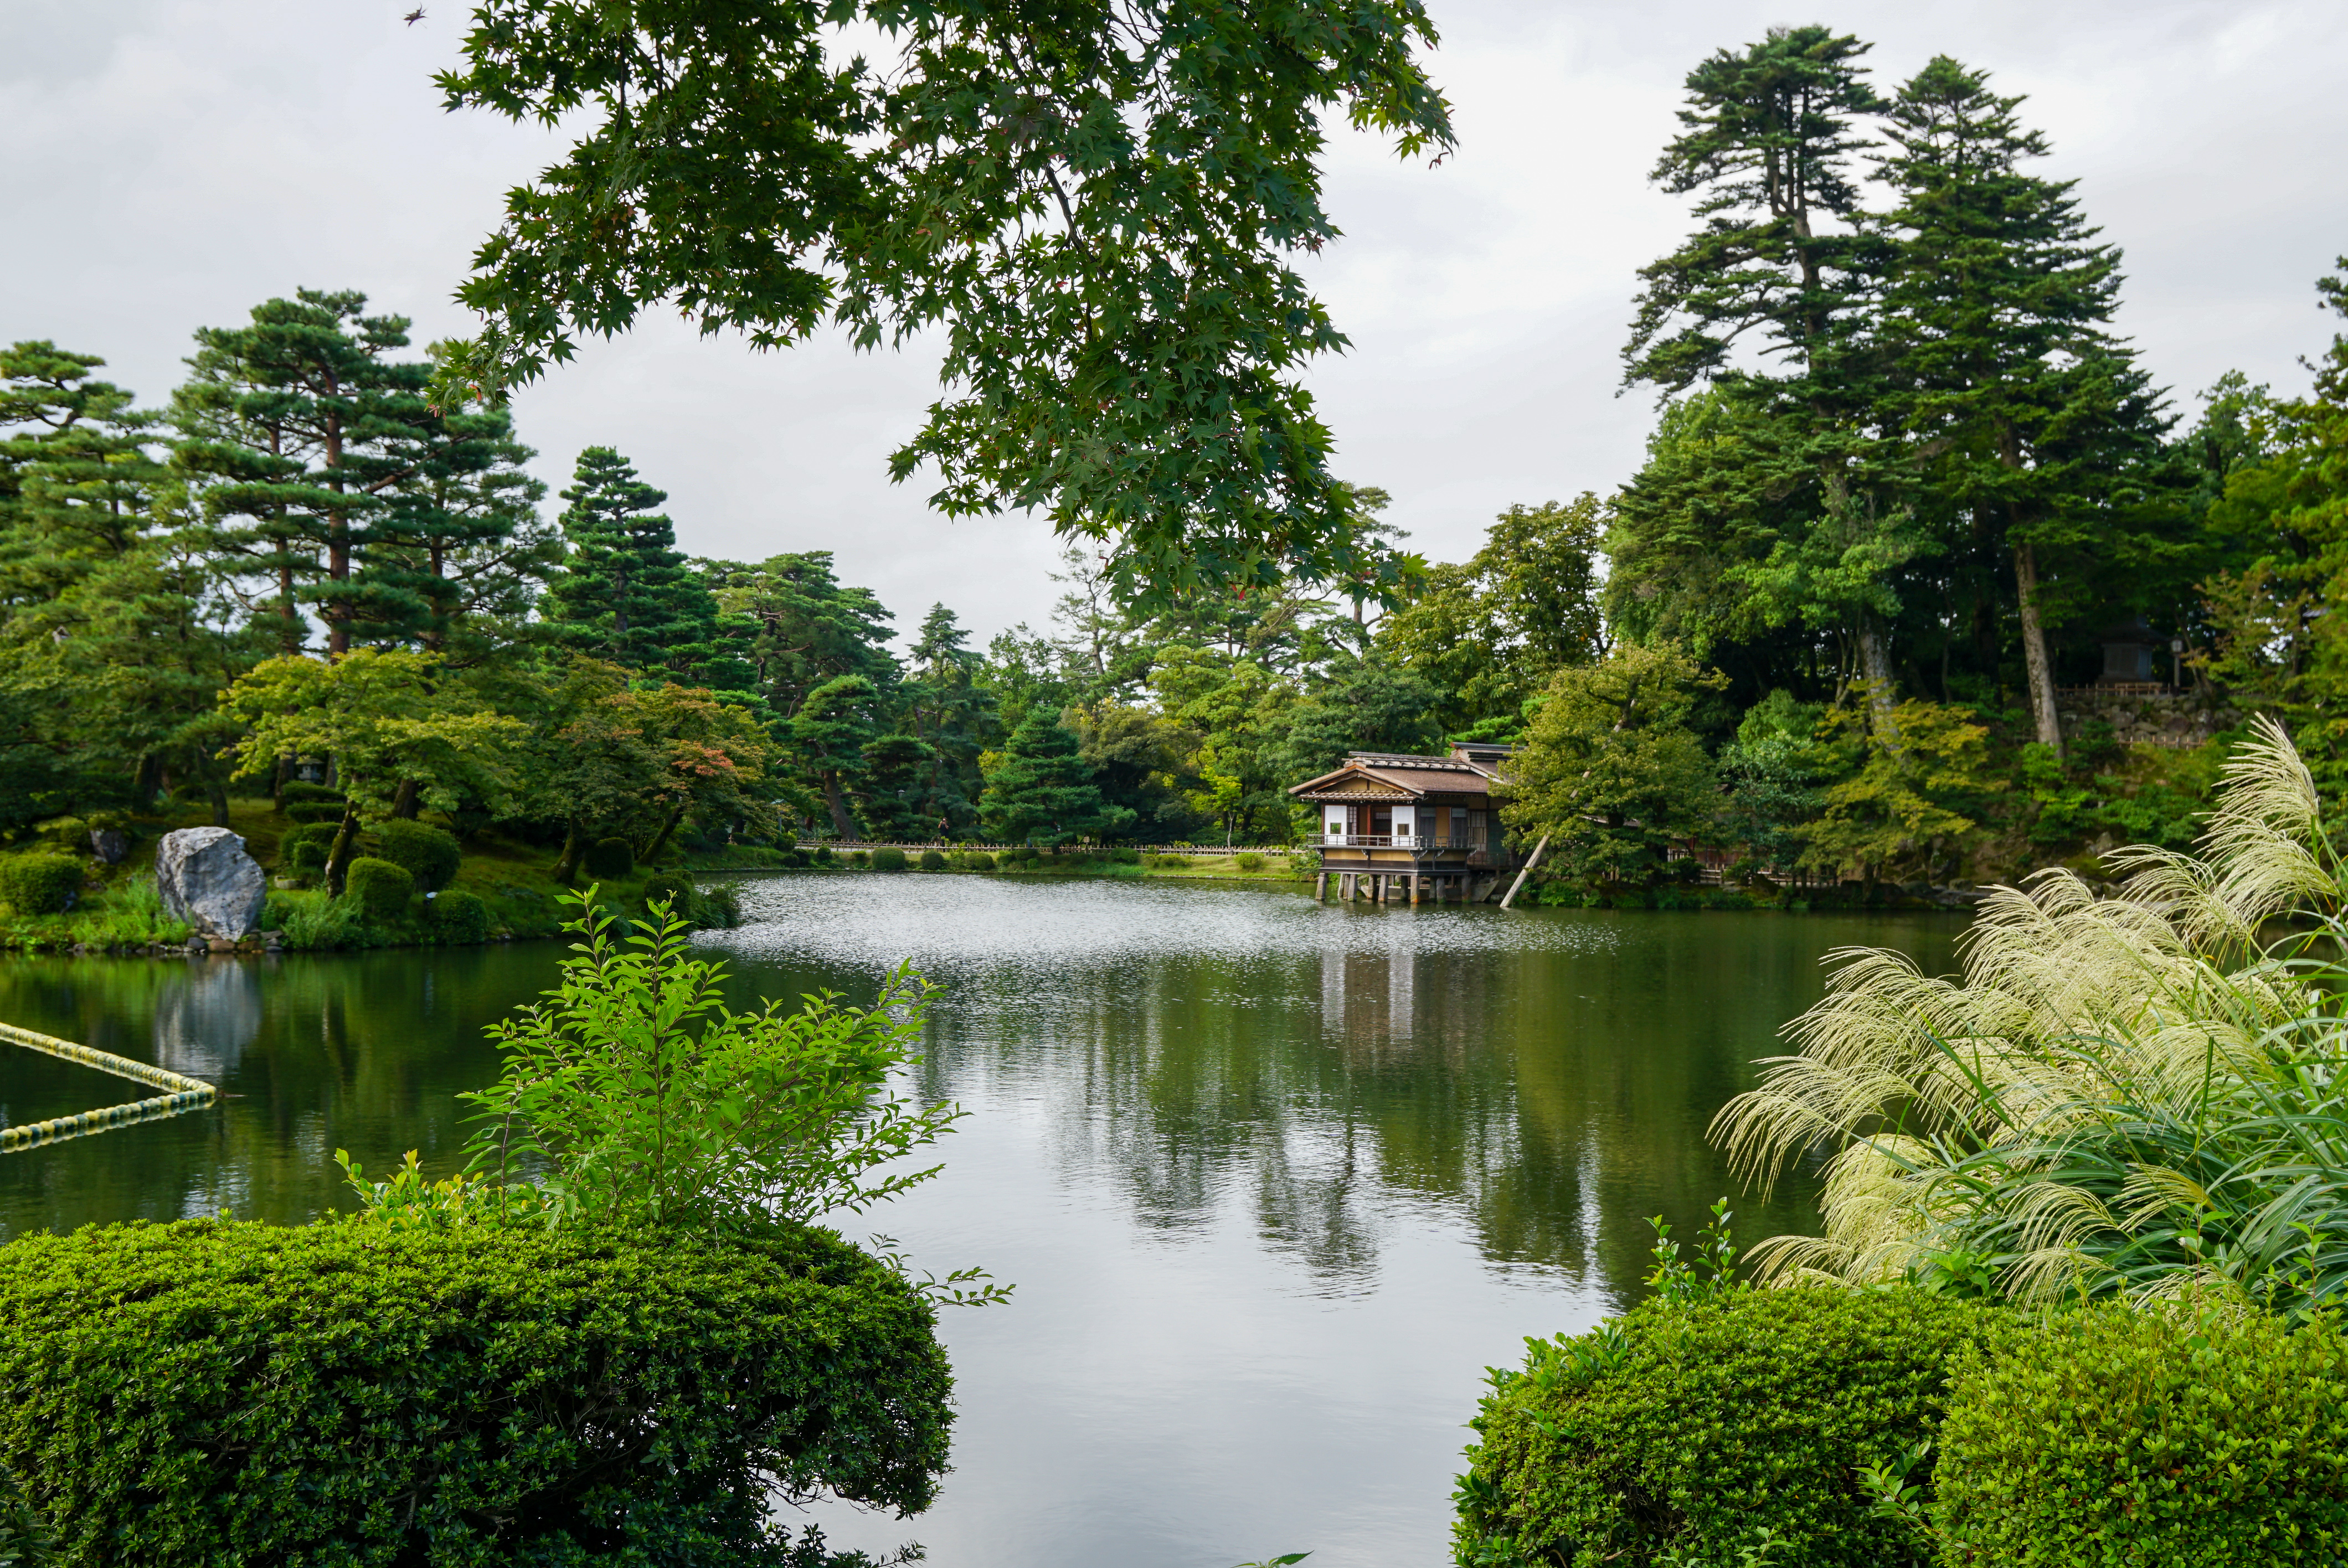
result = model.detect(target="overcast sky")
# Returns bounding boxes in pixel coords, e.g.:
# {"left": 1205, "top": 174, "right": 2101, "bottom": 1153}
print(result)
{"left": 7, "top": 0, "right": 2344, "bottom": 651}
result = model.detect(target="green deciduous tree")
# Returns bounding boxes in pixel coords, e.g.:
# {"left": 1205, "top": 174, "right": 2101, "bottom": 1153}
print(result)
{"left": 431, "top": 0, "right": 1451, "bottom": 605}
{"left": 1500, "top": 643, "right": 1726, "bottom": 889}
{"left": 222, "top": 650, "right": 527, "bottom": 890}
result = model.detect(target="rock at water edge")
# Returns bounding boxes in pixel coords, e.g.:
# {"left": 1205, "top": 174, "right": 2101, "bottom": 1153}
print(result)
{"left": 155, "top": 827, "right": 267, "bottom": 940}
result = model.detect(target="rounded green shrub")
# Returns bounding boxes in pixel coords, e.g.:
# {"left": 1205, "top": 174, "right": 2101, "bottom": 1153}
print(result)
{"left": 344, "top": 856, "right": 415, "bottom": 922}
{"left": 847, "top": 849, "right": 871, "bottom": 867}
{"left": 583, "top": 836, "right": 636, "bottom": 879}
{"left": 281, "top": 800, "right": 346, "bottom": 825}
{"left": 424, "top": 888, "right": 492, "bottom": 943}
{"left": 1934, "top": 1304, "right": 2348, "bottom": 1566}
{"left": 0, "top": 855, "right": 81, "bottom": 916}
{"left": 1456, "top": 1287, "right": 1999, "bottom": 1567}
{"left": 366, "top": 819, "right": 462, "bottom": 891}
{"left": 919, "top": 849, "right": 948, "bottom": 871}
{"left": 810, "top": 844, "right": 836, "bottom": 866}
{"left": 871, "top": 848, "right": 909, "bottom": 871}
{"left": 278, "top": 781, "right": 342, "bottom": 806}
{"left": 0, "top": 1218, "right": 951, "bottom": 1568}
{"left": 1236, "top": 852, "right": 1266, "bottom": 872}
{"left": 965, "top": 852, "right": 996, "bottom": 871}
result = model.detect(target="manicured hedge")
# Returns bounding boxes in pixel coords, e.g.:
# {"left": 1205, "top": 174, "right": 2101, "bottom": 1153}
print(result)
{"left": 1934, "top": 1305, "right": 2348, "bottom": 1566}
{"left": 918, "top": 850, "right": 947, "bottom": 871}
{"left": 344, "top": 855, "right": 414, "bottom": 921}
{"left": 0, "top": 855, "right": 81, "bottom": 916}
{"left": 871, "top": 848, "right": 908, "bottom": 871}
{"left": 0, "top": 1218, "right": 952, "bottom": 1567}
{"left": 367, "top": 820, "right": 462, "bottom": 891}
{"left": 1456, "top": 1288, "right": 1998, "bottom": 1567}
{"left": 424, "top": 888, "right": 491, "bottom": 942}
{"left": 584, "top": 836, "right": 635, "bottom": 878}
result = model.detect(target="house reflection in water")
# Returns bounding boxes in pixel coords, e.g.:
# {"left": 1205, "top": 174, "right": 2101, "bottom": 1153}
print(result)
{"left": 1290, "top": 742, "right": 1525, "bottom": 904}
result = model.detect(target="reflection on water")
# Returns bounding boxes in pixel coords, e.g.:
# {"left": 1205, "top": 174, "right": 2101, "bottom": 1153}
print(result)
{"left": 0, "top": 874, "right": 1961, "bottom": 1568}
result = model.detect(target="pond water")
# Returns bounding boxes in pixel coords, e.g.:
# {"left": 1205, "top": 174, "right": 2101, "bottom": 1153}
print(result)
{"left": 0, "top": 875, "right": 1962, "bottom": 1568}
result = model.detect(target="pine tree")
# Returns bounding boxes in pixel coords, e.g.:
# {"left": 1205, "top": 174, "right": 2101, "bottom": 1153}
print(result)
{"left": 894, "top": 602, "right": 995, "bottom": 834}
{"left": 0, "top": 342, "right": 169, "bottom": 614}
{"left": 365, "top": 403, "right": 557, "bottom": 657}
{"left": 170, "top": 291, "right": 435, "bottom": 655}
{"left": 1873, "top": 56, "right": 2177, "bottom": 752}
{"left": 979, "top": 707, "right": 1131, "bottom": 848}
{"left": 790, "top": 673, "right": 886, "bottom": 839}
{"left": 702, "top": 550, "right": 897, "bottom": 719}
{"left": 541, "top": 447, "right": 734, "bottom": 682}
{"left": 1620, "top": 29, "right": 1915, "bottom": 726}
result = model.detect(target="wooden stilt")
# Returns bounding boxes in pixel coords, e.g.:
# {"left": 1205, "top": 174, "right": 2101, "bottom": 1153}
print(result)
{"left": 1315, "top": 871, "right": 1328, "bottom": 902}
{"left": 1409, "top": 875, "right": 1420, "bottom": 906}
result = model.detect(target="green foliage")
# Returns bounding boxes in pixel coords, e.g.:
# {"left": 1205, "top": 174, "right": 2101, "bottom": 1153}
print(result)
{"left": 1502, "top": 644, "right": 1726, "bottom": 889}
{"left": 281, "top": 800, "right": 345, "bottom": 824}
{"left": 540, "top": 448, "right": 742, "bottom": 688}
{"left": 870, "top": 848, "right": 909, "bottom": 872}
{"left": 918, "top": 849, "right": 946, "bottom": 871}
{"left": 1933, "top": 1306, "right": 2348, "bottom": 1565}
{"left": 432, "top": 0, "right": 1452, "bottom": 607}
{"left": 1801, "top": 692, "right": 2003, "bottom": 883}
{"left": 366, "top": 818, "right": 462, "bottom": 891}
{"left": 981, "top": 708, "right": 1133, "bottom": 848}
{"left": 1237, "top": 853, "right": 1266, "bottom": 872}
{"left": 583, "top": 835, "right": 635, "bottom": 879}
{"left": 0, "top": 856, "right": 79, "bottom": 916}
{"left": 278, "top": 781, "right": 342, "bottom": 806}
{"left": 1716, "top": 721, "right": 2348, "bottom": 1318}
{"left": 1456, "top": 1287, "right": 1995, "bottom": 1567}
{"left": 459, "top": 896, "right": 972, "bottom": 1234}
{"left": 964, "top": 853, "right": 996, "bottom": 871}
{"left": 343, "top": 856, "right": 415, "bottom": 922}
{"left": 424, "top": 888, "right": 492, "bottom": 943}
{"left": 637, "top": 871, "right": 742, "bottom": 931}
{"left": 0, "top": 1465, "right": 55, "bottom": 1568}
{"left": 274, "top": 890, "right": 368, "bottom": 952}
{"left": 0, "top": 1217, "right": 950, "bottom": 1568}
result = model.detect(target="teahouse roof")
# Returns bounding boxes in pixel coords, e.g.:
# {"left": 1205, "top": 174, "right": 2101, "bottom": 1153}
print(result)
{"left": 1288, "top": 745, "right": 1512, "bottom": 803}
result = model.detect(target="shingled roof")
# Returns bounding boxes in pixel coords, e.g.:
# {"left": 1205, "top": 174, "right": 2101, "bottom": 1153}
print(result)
{"left": 1288, "top": 744, "right": 1513, "bottom": 802}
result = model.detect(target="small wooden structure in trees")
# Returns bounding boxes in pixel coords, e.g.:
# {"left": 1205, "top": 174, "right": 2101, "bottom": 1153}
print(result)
{"left": 1290, "top": 743, "right": 1520, "bottom": 905}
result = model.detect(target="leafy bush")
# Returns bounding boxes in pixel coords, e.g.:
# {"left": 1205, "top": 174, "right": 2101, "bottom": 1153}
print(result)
{"left": 0, "top": 856, "right": 80, "bottom": 916}
{"left": 810, "top": 844, "right": 836, "bottom": 865}
{"left": 366, "top": 819, "right": 462, "bottom": 891}
{"left": 278, "top": 781, "right": 342, "bottom": 806}
{"left": 0, "top": 1218, "right": 951, "bottom": 1568}
{"left": 1456, "top": 1286, "right": 1997, "bottom": 1567}
{"left": 344, "top": 857, "right": 414, "bottom": 922}
{"left": 583, "top": 836, "right": 635, "bottom": 879}
{"left": 0, "top": 1464, "right": 55, "bottom": 1566}
{"left": 281, "top": 800, "right": 346, "bottom": 825}
{"left": 276, "top": 890, "right": 368, "bottom": 951}
{"left": 778, "top": 845, "right": 810, "bottom": 869}
{"left": 1933, "top": 1304, "right": 2348, "bottom": 1566}
{"left": 31, "top": 818, "right": 85, "bottom": 854}
{"left": 425, "top": 888, "right": 492, "bottom": 943}
{"left": 1236, "top": 852, "right": 1265, "bottom": 871}
{"left": 919, "top": 849, "right": 947, "bottom": 871}
{"left": 871, "top": 848, "right": 908, "bottom": 871}
{"left": 637, "top": 872, "right": 742, "bottom": 931}
{"left": 965, "top": 852, "right": 996, "bottom": 871}
{"left": 462, "top": 896, "right": 969, "bottom": 1231}
{"left": 847, "top": 849, "right": 870, "bottom": 866}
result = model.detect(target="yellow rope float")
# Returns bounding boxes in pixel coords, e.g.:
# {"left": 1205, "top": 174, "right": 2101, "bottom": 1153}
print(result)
{"left": 0, "top": 1020, "right": 219, "bottom": 1152}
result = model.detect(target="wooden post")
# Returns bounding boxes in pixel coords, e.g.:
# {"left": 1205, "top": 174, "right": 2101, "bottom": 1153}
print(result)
{"left": 1409, "top": 875, "right": 1420, "bottom": 906}
{"left": 1499, "top": 835, "right": 1552, "bottom": 911}
{"left": 1340, "top": 873, "right": 1355, "bottom": 901}
{"left": 1315, "top": 871, "right": 1328, "bottom": 902}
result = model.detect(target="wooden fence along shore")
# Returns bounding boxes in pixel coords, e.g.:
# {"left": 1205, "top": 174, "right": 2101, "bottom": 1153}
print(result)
{"left": 787, "top": 841, "right": 1301, "bottom": 857}
{"left": 0, "top": 1021, "right": 218, "bottom": 1151}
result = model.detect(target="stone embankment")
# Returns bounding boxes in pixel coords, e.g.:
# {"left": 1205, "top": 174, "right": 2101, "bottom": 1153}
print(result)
{"left": 2053, "top": 686, "right": 2236, "bottom": 749}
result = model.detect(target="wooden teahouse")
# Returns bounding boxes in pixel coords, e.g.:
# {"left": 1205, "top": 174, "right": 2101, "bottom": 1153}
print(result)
{"left": 1290, "top": 742, "right": 1521, "bottom": 904}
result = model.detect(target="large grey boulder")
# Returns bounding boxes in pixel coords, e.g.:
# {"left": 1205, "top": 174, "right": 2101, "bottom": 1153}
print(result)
{"left": 155, "top": 827, "right": 266, "bottom": 941}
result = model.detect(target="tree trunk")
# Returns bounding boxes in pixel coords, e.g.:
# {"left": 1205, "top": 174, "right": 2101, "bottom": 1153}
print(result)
{"left": 552, "top": 821, "right": 587, "bottom": 884}
{"left": 821, "top": 770, "right": 856, "bottom": 839}
{"left": 2015, "top": 542, "right": 2063, "bottom": 754}
{"left": 271, "top": 756, "right": 290, "bottom": 810}
{"left": 133, "top": 753, "right": 163, "bottom": 812}
{"left": 1856, "top": 613, "right": 1899, "bottom": 747}
{"left": 391, "top": 778, "right": 420, "bottom": 820}
{"left": 642, "top": 803, "right": 689, "bottom": 865}
{"left": 324, "top": 804, "right": 362, "bottom": 896}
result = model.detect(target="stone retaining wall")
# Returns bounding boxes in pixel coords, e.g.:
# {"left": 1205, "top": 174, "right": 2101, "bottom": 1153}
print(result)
{"left": 2054, "top": 688, "right": 2237, "bottom": 750}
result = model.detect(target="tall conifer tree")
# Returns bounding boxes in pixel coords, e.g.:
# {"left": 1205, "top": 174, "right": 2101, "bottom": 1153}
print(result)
{"left": 542, "top": 447, "right": 735, "bottom": 683}
{"left": 1873, "top": 56, "right": 2175, "bottom": 752}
